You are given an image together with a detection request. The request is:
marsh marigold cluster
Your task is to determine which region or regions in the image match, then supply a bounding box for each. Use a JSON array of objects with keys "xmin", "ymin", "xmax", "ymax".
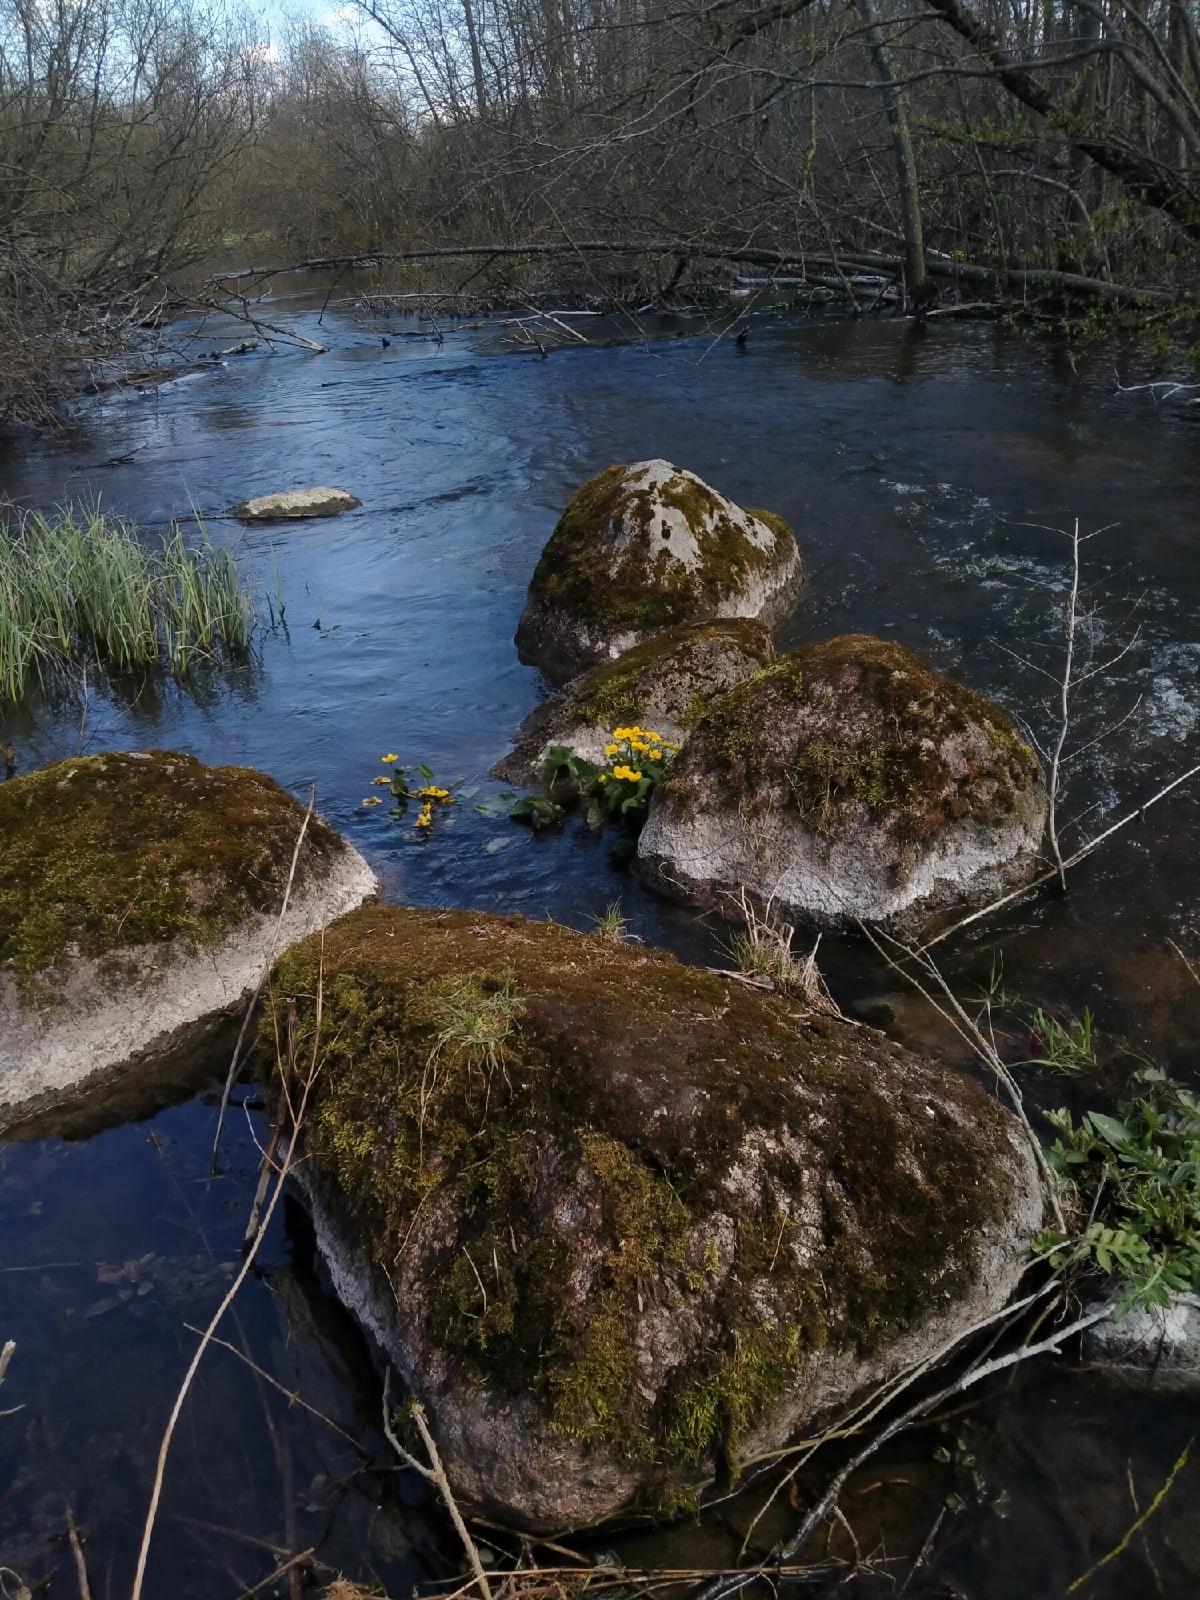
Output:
[
  {"xmin": 364, "ymin": 757, "xmax": 456, "ymax": 832},
  {"xmin": 593, "ymin": 726, "xmax": 680, "ymax": 817}
]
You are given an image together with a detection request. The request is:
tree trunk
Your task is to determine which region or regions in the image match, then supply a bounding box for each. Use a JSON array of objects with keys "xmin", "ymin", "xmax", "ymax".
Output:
[
  {"xmin": 854, "ymin": 0, "xmax": 929, "ymax": 308},
  {"xmin": 462, "ymin": 0, "xmax": 488, "ymax": 118}
]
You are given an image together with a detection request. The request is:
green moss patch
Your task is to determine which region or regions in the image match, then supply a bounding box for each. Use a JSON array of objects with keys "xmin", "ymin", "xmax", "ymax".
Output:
[
  {"xmin": 676, "ymin": 634, "xmax": 1041, "ymax": 843},
  {"xmin": 528, "ymin": 464, "xmax": 799, "ymax": 636},
  {"xmin": 264, "ymin": 905, "xmax": 1018, "ymax": 1503},
  {"xmin": 0, "ymin": 750, "xmax": 339, "ymax": 998},
  {"xmin": 571, "ymin": 619, "xmax": 775, "ymax": 731}
]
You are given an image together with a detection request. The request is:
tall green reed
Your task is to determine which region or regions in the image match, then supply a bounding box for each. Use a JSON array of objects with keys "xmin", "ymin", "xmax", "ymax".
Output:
[{"xmin": 0, "ymin": 504, "xmax": 256, "ymax": 701}]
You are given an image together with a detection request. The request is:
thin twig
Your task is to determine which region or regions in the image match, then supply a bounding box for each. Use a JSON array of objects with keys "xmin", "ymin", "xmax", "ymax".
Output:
[
  {"xmin": 1065, "ymin": 1437, "xmax": 1192, "ymax": 1593},
  {"xmin": 66, "ymin": 1510, "xmax": 93, "ymax": 1600},
  {"xmin": 211, "ymin": 788, "xmax": 316, "ymax": 1169}
]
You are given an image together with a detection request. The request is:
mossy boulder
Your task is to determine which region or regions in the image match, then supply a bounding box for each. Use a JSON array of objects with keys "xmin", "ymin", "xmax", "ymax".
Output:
[
  {"xmin": 0, "ymin": 750, "xmax": 377, "ymax": 1127},
  {"xmin": 515, "ymin": 461, "xmax": 803, "ymax": 684},
  {"xmin": 638, "ymin": 634, "xmax": 1047, "ymax": 935},
  {"xmin": 265, "ymin": 905, "xmax": 1043, "ymax": 1532},
  {"xmin": 492, "ymin": 620, "xmax": 775, "ymax": 787}
]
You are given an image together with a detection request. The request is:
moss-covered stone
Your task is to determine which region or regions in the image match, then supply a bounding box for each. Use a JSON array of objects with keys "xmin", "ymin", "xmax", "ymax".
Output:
[
  {"xmin": 492, "ymin": 620, "xmax": 775, "ymax": 787},
  {"xmin": 0, "ymin": 750, "xmax": 339, "ymax": 999},
  {"xmin": 638, "ymin": 634, "xmax": 1047, "ymax": 933},
  {"xmin": 265, "ymin": 905, "xmax": 1043, "ymax": 1530},
  {"xmin": 678, "ymin": 634, "xmax": 1038, "ymax": 840},
  {"xmin": 515, "ymin": 462, "xmax": 803, "ymax": 684}
]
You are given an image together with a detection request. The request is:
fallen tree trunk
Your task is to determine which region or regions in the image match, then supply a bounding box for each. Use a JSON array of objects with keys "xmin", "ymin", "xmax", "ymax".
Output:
[{"xmin": 214, "ymin": 243, "xmax": 1178, "ymax": 306}]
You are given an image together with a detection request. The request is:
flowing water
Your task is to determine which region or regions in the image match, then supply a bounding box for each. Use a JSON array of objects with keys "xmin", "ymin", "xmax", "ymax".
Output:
[{"xmin": 2, "ymin": 284, "xmax": 1199, "ymax": 1597}]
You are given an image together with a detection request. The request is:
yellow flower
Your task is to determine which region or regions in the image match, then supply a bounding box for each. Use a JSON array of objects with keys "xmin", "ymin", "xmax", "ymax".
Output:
[
  {"xmin": 362, "ymin": 795, "xmax": 382, "ymax": 807},
  {"xmin": 604, "ymin": 743, "xmax": 619, "ymax": 757},
  {"xmin": 416, "ymin": 784, "xmax": 452, "ymax": 801},
  {"xmin": 612, "ymin": 764, "xmax": 642, "ymax": 783},
  {"xmin": 371, "ymin": 775, "xmax": 391, "ymax": 787},
  {"xmin": 612, "ymin": 726, "xmax": 630, "ymax": 741},
  {"xmin": 629, "ymin": 738, "xmax": 649, "ymax": 753},
  {"xmin": 381, "ymin": 753, "xmax": 399, "ymax": 764}
]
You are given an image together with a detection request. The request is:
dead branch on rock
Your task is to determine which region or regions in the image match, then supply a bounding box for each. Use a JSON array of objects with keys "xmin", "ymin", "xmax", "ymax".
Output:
[
  {"xmin": 381, "ymin": 1372, "xmax": 494, "ymax": 1600},
  {"xmin": 211, "ymin": 787, "xmax": 316, "ymax": 1169}
]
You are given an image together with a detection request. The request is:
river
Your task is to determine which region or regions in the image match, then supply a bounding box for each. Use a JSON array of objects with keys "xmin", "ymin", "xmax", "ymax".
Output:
[{"xmin": 1, "ymin": 283, "xmax": 1198, "ymax": 1596}]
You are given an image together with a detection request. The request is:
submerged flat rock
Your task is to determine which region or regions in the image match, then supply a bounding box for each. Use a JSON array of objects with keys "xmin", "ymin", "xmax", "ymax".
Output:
[
  {"xmin": 515, "ymin": 460, "xmax": 803, "ymax": 684},
  {"xmin": 0, "ymin": 750, "xmax": 377, "ymax": 1128},
  {"xmin": 265, "ymin": 904, "xmax": 1044, "ymax": 1532},
  {"xmin": 231, "ymin": 487, "xmax": 361, "ymax": 520},
  {"xmin": 638, "ymin": 633, "xmax": 1047, "ymax": 935}
]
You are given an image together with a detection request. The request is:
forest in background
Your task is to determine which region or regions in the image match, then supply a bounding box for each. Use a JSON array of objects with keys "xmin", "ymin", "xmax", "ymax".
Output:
[{"xmin": 2, "ymin": 0, "xmax": 1199, "ymax": 423}]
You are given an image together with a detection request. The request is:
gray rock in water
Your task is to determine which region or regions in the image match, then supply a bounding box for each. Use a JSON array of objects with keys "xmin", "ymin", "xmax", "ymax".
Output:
[
  {"xmin": 492, "ymin": 619, "xmax": 775, "ymax": 788},
  {"xmin": 264, "ymin": 905, "xmax": 1045, "ymax": 1533},
  {"xmin": 231, "ymin": 487, "xmax": 361, "ymax": 520},
  {"xmin": 1084, "ymin": 1295, "xmax": 1200, "ymax": 1390},
  {"xmin": 0, "ymin": 751, "xmax": 377, "ymax": 1131},
  {"xmin": 515, "ymin": 460, "xmax": 803, "ymax": 685},
  {"xmin": 638, "ymin": 633, "xmax": 1047, "ymax": 936}
]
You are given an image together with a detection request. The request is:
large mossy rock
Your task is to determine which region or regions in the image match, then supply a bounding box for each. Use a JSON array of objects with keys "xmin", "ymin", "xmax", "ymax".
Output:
[
  {"xmin": 266, "ymin": 905, "xmax": 1043, "ymax": 1533},
  {"xmin": 0, "ymin": 751, "xmax": 376, "ymax": 1126},
  {"xmin": 515, "ymin": 461, "xmax": 803, "ymax": 684},
  {"xmin": 638, "ymin": 634, "xmax": 1047, "ymax": 935},
  {"xmin": 492, "ymin": 620, "xmax": 775, "ymax": 787}
]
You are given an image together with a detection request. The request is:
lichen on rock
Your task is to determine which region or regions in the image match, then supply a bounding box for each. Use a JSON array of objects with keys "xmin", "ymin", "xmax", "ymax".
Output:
[
  {"xmin": 265, "ymin": 904, "xmax": 1044, "ymax": 1533},
  {"xmin": 637, "ymin": 633, "xmax": 1047, "ymax": 935},
  {"xmin": 515, "ymin": 461, "xmax": 804, "ymax": 684},
  {"xmin": 492, "ymin": 619, "xmax": 775, "ymax": 787},
  {"xmin": 0, "ymin": 750, "xmax": 376, "ymax": 1124}
]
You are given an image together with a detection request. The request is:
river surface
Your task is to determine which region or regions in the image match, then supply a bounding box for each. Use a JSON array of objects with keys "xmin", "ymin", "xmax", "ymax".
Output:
[{"xmin": 1, "ymin": 284, "xmax": 1199, "ymax": 1597}]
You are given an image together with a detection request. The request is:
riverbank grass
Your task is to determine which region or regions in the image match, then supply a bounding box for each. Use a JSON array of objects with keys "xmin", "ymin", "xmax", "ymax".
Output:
[{"xmin": 0, "ymin": 504, "xmax": 254, "ymax": 700}]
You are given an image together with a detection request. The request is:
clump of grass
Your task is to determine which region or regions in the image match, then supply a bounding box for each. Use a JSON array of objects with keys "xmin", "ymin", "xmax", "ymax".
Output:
[
  {"xmin": 1027, "ymin": 1005, "xmax": 1096, "ymax": 1074},
  {"xmin": 589, "ymin": 901, "xmax": 630, "ymax": 941},
  {"xmin": 0, "ymin": 503, "xmax": 254, "ymax": 701},
  {"xmin": 719, "ymin": 889, "xmax": 839, "ymax": 1012}
]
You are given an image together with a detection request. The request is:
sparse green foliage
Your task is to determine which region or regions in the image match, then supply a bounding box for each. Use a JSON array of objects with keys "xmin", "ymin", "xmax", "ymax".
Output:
[{"xmin": 1036, "ymin": 1070, "xmax": 1200, "ymax": 1313}]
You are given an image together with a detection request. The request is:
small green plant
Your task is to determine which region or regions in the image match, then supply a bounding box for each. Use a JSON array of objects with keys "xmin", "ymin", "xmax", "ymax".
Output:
[
  {"xmin": 1026, "ymin": 1005, "xmax": 1096, "ymax": 1074},
  {"xmin": 509, "ymin": 793, "xmax": 566, "ymax": 831},
  {"xmin": 364, "ymin": 755, "xmax": 457, "ymax": 833},
  {"xmin": 1036, "ymin": 1068, "xmax": 1200, "ymax": 1313},
  {"xmin": 933, "ymin": 1424, "xmax": 1010, "ymax": 1518},
  {"xmin": 589, "ymin": 901, "xmax": 630, "ymax": 941}
]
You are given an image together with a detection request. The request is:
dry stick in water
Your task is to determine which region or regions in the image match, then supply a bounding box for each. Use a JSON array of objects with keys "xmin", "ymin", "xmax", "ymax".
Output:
[
  {"xmin": 129, "ymin": 938, "xmax": 328, "ymax": 1600},
  {"xmin": 66, "ymin": 1510, "xmax": 94, "ymax": 1600},
  {"xmin": 381, "ymin": 1370, "xmax": 495, "ymax": 1600},
  {"xmin": 1065, "ymin": 1436, "xmax": 1193, "ymax": 1594},
  {"xmin": 920, "ymin": 757, "xmax": 1200, "ymax": 954},
  {"xmin": 211, "ymin": 788, "xmax": 315, "ymax": 1169}
]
